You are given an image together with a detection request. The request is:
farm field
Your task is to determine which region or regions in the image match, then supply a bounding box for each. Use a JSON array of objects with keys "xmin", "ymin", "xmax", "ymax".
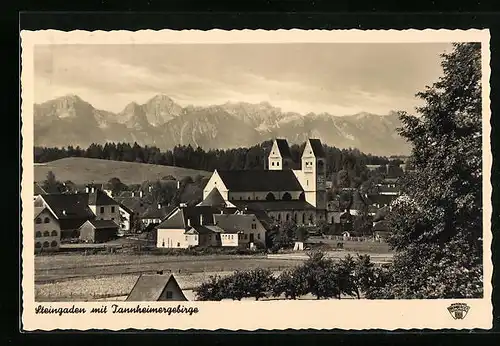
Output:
[
  {"xmin": 34, "ymin": 157, "xmax": 211, "ymax": 185},
  {"xmin": 35, "ymin": 254, "xmax": 303, "ymax": 283},
  {"xmin": 35, "ymin": 249, "xmax": 393, "ymax": 301}
]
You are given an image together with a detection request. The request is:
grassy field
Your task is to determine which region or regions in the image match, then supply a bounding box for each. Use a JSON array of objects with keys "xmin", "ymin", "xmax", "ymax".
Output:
[
  {"xmin": 34, "ymin": 157, "xmax": 211, "ymax": 185},
  {"xmin": 35, "ymin": 254, "xmax": 304, "ymax": 283},
  {"xmin": 35, "ymin": 271, "xmax": 236, "ymax": 301}
]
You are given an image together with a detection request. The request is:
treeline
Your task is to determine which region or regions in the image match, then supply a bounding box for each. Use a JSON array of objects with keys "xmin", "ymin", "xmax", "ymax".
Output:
[
  {"xmin": 34, "ymin": 141, "xmax": 394, "ymax": 175},
  {"xmin": 194, "ymin": 251, "xmax": 390, "ymax": 301}
]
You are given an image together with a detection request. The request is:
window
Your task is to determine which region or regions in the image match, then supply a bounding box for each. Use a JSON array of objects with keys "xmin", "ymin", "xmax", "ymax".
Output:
[
  {"xmin": 286, "ymin": 214, "xmax": 290, "ymax": 221},
  {"xmin": 35, "ymin": 218, "xmax": 42, "ymax": 224},
  {"xmin": 111, "ymin": 218, "xmax": 115, "ymax": 221},
  {"xmin": 166, "ymin": 291, "xmax": 173, "ymax": 299},
  {"xmin": 162, "ymin": 241, "xmax": 165, "ymax": 247},
  {"xmin": 50, "ymin": 240, "xmax": 58, "ymax": 247},
  {"xmin": 240, "ymin": 196, "xmax": 243, "ymax": 200},
  {"xmin": 44, "ymin": 217, "xmax": 50, "ymax": 223},
  {"xmin": 277, "ymin": 162, "xmax": 280, "ymax": 166},
  {"xmin": 272, "ymin": 162, "xmax": 275, "ymax": 166},
  {"xmin": 43, "ymin": 231, "xmax": 50, "ymax": 237},
  {"xmin": 100, "ymin": 207, "xmax": 105, "ymax": 213},
  {"xmin": 245, "ymin": 234, "xmax": 248, "ymax": 240},
  {"xmin": 43, "ymin": 241, "xmax": 50, "ymax": 248},
  {"xmin": 35, "ymin": 231, "xmax": 42, "ymax": 238},
  {"xmin": 177, "ymin": 242, "xmax": 180, "ymax": 247},
  {"xmin": 277, "ymin": 214, "xmax": 281, "ymax": 221},
  {"xmin": 255, "ymin": 196, "xmax": 259, "ymax": 200},
  {"xmin": 185, "ymin": 236, "xmax": 188, "ymax": 241},
  {"xmin": 111, "ymin": 206, "xmax": 115, "ymax": 213},
  {"xmin": 51, "ymin": 230, "xmax": 58, "ymax": 236},
  {"xmin": 35, "ymin": 242, "xmax": 42, "ymax": 248},
  {"xmin": 195, "ymin": 235, "xmax": 198, "ymax": 240},
  {"xmin": 251, "ymin": 224, "xmax": 256, "ymax": 229},
  {"xmin": 257, "ymin": 234, "xmax": 261, "ymax": 239},
  {"xmin": 248, "ymin": 196, "xmax": 251, "ymax": 200},
  {"xmin": 306, "ymin": 180, "xmax": 309, "ymax": 186}
]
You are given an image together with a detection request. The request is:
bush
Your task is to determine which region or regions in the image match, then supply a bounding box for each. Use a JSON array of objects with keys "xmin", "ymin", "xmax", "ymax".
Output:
[{"xmin": 194, "ymin": 268, "xmax": 275, "ymax": 301}]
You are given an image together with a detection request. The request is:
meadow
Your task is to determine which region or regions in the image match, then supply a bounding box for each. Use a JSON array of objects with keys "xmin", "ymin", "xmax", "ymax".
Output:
[{"xmin": 34, "ymin": 157, "xmax": 211, "ymax": 185}]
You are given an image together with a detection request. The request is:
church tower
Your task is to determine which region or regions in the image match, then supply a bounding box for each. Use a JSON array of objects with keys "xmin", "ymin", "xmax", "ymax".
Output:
[
  {"xmin": 267, "ymin": 139, "xmax": 295, "ymax": 171},
  {"xmin": 300, "ymin": 139, "xmax": 327, "ymax": 209}
]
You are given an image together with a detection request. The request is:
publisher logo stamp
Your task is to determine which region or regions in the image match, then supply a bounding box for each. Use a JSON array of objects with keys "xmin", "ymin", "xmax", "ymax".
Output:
[{"xmin": 447, "ymin": 303, "xmax": 470, "ymax": 320}]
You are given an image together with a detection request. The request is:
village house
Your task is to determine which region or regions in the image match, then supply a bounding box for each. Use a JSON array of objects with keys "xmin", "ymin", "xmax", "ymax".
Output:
[
  {"xmin": 78, "ymin": 219, "xmax": 119, "ymax": 243},
  {"xmin": 114, "ymin": 195, "xmax": 150, "ymax": 230},
  {"xmin": 202, "ymin": 138, "xmax": 328, "ymax": 225},
  {"xmin": 126, "ymin": 272, "xmax": 192, "ymax": 301},
  {"xmin": 155, "ymin": 205, "xmax": 228, "ymax": 249},
  {"xmin": 34, "ymin": 206, "xmax": 60, "ymax": 252},
  {"xmin": 34, "ymin": 193, "xmax": 95, "ymax": 240},
  {"xmin": 34, "ymin": 185, "xmax": 121, "ymax": 241},
  {"xmin": 116, "ymin": 202, "xmax": 134, "ymax": 235},
  {"xmin": 140, "ymin": 203, "xmax": 176, "ymax": 226},
  {"xmin": 214, "ymin": 213, "xmax": 267, "ymax": 248}
]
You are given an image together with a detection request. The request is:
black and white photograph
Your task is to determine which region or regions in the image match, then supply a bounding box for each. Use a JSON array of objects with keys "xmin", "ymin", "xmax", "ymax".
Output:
[{"xmin": 20, "ymin": 29, "xmax": 492, "ymax": 330}]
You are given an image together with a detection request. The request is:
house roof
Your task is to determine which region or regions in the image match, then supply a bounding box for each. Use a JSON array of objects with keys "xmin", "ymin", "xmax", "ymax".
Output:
[
  {"xmin": 118, "ymin": 202, "xmax": 134, "ymax": 215},
  {"xmin": 217, "ymin": 170, "xmax": 303, "ymax": 192},
  {"xmin": 275, "ymin": 139, "xmax": 293, "ymax": 158},
  {"xmin": 198, "ymin": 188, "xmax": 227, "ymax": 208},
  {"xmin": 231, "ymin": 200, "xmax": 316, "ymax": 211},
  {"xmin": 114, "ymin": 197, "xmax": 150, "ymax": 215},
  {"xmin": 83, "ymin": 219, "xmax": 119, "ymax": 229},
  {"xmin": 34, "ymin": 182, "xmax": 47, "ymax": 195},
  {"xmin": 87, "ymin": 189, "xmax": 117, "ymax": 206},
  {"xmin": 126, "ymin": 273, "xmax": 187, "ymax": 301},
  {"xmin": 140, "ymin": 205, "xmax": 176, "ymax": 220},
  {"xmin": 373, "ymin": 206, "xmax": 390, "ymax": 222},
  {"xmin": 214, "ymin": 213, "xmax": 261, "ymax": 233},
  {"xmin": 308, "ymin": 139, "xmax": 326, "ymax": 158},
  {"xmin": 373, "ymin": 220, "xmax": 390, "ymax": 232},
  {"xmin": 350, "ymin": 191, "xmax": 372, "ymax": 210},
  {"xmin": 156, "ymin": 206, "xmax": 220, "ymax": 230},
  {"xmin": 190, "ymin": 225, "xmax": 226, "ymax": 235},
  {"xmin": 40, "ymin": 193, "xmax": 96, "ymax": 220}
]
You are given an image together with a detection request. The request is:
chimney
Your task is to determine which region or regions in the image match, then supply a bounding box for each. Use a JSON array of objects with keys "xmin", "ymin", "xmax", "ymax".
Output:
[{"xmin": 158, "ymin": 203, "xmax": 161, "ymax": 210}]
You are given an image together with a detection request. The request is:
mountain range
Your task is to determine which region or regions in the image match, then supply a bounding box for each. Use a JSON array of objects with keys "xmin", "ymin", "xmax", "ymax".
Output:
[{"xmin": 33, "ymin": 94, "xmax": 411, "ymax": 156}]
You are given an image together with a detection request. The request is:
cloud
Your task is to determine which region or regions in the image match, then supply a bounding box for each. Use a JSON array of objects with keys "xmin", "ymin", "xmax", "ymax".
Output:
[{"xmin": 33, "ymin": 43, "xmax": 451, "ymax": 115}]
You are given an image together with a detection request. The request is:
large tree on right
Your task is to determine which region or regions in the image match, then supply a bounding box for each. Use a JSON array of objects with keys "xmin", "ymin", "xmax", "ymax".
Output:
[{"xmin": 381, "ymin": 43, "xmax": 483, "ymax": 299}]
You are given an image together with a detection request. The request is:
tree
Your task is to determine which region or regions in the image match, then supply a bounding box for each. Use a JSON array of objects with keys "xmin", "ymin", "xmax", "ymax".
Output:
[
  {"xmin": 295, "ymin": 226, "xmax": 310, "ymax": 242},
  {"xmin": 108, "ymin": 177, "xmax": 127, "ymax": 196},
  {"xmin": 272, "ymin": 268, "xmax": 308, "ymax": 300},
  {"xmin": 42, "ymin": 171, "xmax": 64, "ymax": 193},
  {"xmin": 300, "ymin": 251, "xmax": 340, "ymax": 299},
  {"xmin": 337, "ymin": 169, "xmax": 350, "ymax": 188},
  {"xmin": 246, "ymin": 268, "xmax": 275, "ymax": 300},
  {"xmin": 379, "ymin": 43, "xmax": 483, "ymax": 299}
]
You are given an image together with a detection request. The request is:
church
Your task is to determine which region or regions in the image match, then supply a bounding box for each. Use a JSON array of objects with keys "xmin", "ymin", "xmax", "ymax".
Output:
[{"xmin": 202, "ymin": 138, "xmax": 328, "ymax": 226}]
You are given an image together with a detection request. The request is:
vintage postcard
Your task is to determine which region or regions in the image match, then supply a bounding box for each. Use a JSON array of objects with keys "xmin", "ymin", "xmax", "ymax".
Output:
[{"xmin": 20, "ymin": 29, "xmax": 492, "ymax": 331}]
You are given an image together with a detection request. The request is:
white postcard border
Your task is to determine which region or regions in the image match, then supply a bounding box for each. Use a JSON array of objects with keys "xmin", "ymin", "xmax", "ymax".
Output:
[{"xmin": 20, "ymin": 28, "xmax": 493, "ymax": 331}]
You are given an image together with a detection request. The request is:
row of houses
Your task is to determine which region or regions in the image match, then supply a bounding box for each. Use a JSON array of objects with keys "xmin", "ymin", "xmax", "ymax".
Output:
[{"xmin": 32, "ymin": 139, "xmax": 401, "ymax": 252}]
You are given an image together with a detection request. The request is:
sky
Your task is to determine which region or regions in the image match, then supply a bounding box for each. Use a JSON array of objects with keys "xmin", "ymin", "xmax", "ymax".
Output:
[{"xmin": 33, "ymin": 42, "xmax": 454, "ymax": 116}]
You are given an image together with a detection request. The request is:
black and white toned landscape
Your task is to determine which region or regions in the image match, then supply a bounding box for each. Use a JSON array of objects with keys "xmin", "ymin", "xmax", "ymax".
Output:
[{"xmin": 32, "ymin": 42, "xmax": 484, "ymax": 303}]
